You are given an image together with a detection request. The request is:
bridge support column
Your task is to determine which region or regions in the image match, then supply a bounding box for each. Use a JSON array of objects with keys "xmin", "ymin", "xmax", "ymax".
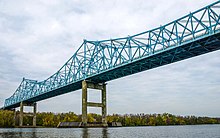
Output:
[
  {"xmin": 82, "ymin": 80, "xmax": 88, "ymax": 125},
  {"xmin": 102, "ymin": 84, "xmax": 107, "ymax": 125},
  {"xmin": 81, "ymin": 80, "xmax": 107, "ymax": 127},
  {"xmin": 19, "ymin": 102, "xmax": 24, "ymax": 127},
  {"xmin": 33, "ymin": 103, "xmax": 37, "ymax": 127},
  {"xmin": 19, "ymin": 102, "xmax": 37, "ymax": 127},
  {"xmin": 13, "ymin": 109, "xmax": 16, "ymax": 126}
]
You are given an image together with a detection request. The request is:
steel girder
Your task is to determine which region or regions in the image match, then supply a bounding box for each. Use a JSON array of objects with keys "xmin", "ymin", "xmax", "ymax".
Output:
[{"xmin": 3, "ymin": 1, "xmax": 220, "ymax": 109}]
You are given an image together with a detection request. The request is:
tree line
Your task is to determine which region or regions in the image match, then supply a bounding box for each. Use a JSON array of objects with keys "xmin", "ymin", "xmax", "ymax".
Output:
[{"xmin": 0, "ymin": 110, "xmax": 219, "ymax": 127}]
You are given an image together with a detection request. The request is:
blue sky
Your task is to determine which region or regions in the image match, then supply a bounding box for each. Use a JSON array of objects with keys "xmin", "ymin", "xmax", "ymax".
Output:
[{"xmin": 0, "ymin": 0, "xmax": 220, "ymax": 117}]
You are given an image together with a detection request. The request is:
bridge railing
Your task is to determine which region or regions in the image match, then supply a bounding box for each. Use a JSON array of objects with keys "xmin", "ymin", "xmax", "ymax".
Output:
[{"xmin": 4, "ymin": 1, "xmax": 220, "ymax": 108}]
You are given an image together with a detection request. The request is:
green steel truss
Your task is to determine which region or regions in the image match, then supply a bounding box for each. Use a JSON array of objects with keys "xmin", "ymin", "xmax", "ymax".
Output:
[{"xmin": 3, "ymin": 1, "xmax": 220, "ymax": 109}]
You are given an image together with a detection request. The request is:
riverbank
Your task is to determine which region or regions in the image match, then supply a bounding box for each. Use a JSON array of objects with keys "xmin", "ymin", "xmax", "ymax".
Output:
[{"xmin": 0, "ymin": 110, "xmax": 219, "ymax": 128}]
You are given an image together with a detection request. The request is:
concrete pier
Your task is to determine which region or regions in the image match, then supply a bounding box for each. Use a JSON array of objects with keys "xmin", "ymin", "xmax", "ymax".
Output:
[
  {"xmin": 19, "ymin": 102, "xmax": 23, "ymax": 127},
  {"xmin": 19, "ymin": 102, "xmax": 37, "ymax": 127},
  {"xmin": 82, "ymin": 80, "xmax": 88, "ymax": 125},
  {"xmin": 33, "ymin": 103, "xmax": 37, "ymax": 127},
  {"xmin": 82, "ymin": 80, "xmax": 107, "ymax": 127}
]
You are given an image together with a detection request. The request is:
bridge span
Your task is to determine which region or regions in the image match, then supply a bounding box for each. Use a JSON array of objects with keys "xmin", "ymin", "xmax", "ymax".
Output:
[{"xmin": 1, "ymin": 1, "xmax": 220, "ymax": 127}]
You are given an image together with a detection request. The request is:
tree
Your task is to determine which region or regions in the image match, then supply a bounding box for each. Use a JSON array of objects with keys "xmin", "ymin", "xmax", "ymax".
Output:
[{"xmin": 0, "ymin": 110, "xmax": 14, "ymax": 127}]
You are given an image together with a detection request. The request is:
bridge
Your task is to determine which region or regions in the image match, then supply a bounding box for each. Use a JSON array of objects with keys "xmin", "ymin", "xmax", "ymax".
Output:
[{"xmin": 1, "ymin": 1, "xmax": 220, "ymax": 127}]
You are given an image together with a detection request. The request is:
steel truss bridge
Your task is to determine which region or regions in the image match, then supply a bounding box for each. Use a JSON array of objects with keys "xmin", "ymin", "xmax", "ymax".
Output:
[{"xmin": 2, "ymin": 1, "xmax": 220, "ymax": 111}]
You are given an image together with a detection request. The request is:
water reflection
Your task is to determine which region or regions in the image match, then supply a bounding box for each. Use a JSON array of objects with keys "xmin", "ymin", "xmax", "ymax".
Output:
[
  {"xmin": 82, "ymin": 128, "xmax": 88, "ymax": 138},
  {"xmin": 0, "ymin": 131, "xmax": 21, "ymax": 138},
  {"xmin": 30, "ymin": 129, "xmax": 37, "ymax": 138},
  {"xmin": 0, "ymin": 125, "xmax": 220, "ymax": 138},
  {"xmin": 82, "ymin": 128, "xmax": 109, "ymax": 138},
  {"xmin": 102, "ymin": 128, "xmax": 108, "ymax": 138},
  {"xmin": 0, "ymin": 128, "xmax": 109, "ymax": 138},
  {"xmin": 0, "ymin": 128, "xmax": 37, "ymax": 138}
]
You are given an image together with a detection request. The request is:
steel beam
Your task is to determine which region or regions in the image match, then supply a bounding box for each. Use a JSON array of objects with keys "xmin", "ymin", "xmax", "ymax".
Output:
[{"xmin": 3, "ymin": 1, "xmax": 220, "ymax": 111}]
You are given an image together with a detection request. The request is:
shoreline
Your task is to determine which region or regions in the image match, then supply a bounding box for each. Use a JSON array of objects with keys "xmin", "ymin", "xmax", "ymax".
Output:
[{"xmin": 1, "ymin": 124, "xmax": 220, "ymax": 129}]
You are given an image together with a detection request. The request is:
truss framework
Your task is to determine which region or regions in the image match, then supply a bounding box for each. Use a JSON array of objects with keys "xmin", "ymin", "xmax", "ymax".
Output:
[{"xmin": 3, "ymin": 1, "xmax": 220, "ymax": 109}]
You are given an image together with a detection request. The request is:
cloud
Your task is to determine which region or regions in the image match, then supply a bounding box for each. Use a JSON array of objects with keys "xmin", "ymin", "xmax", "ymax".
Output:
[{"xmin": 0, "ymin": 0, "xmax": 219, "ymax": 117}]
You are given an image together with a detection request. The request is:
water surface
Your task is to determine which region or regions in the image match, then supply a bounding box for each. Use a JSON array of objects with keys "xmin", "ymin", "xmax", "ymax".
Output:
[{"xmin": 0, "ymin": 125, "xmax": 220, "ymax": 138}]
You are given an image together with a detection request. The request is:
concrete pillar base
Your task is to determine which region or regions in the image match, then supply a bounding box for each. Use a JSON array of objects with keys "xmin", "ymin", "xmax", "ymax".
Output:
[
  {"xmin": 18, "ymin": 102, "xmax": 37, "ymax": 127},
  {"xmin": 81, "ymin": 80, "xmax": 107, "ymax": 126}
]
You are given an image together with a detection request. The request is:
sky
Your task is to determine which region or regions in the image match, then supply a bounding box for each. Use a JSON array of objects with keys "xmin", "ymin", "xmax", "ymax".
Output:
[{"xmin": 0, "ymin": 0, "xmax": 220, "ymax": 117}]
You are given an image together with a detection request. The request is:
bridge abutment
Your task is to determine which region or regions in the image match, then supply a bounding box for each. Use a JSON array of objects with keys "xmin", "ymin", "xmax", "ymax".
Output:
[
  {"xmin": 82, "ymin": 80, "xmax": 107, "ymax": 127},
  {"xmin": 19, "ymin": 102, "xmax": 37, "ymax": 127}
]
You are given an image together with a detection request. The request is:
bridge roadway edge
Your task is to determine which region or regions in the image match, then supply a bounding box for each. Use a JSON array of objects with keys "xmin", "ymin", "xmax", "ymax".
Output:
[{"xmin": 2, "ymin": 32, "xmax": 220, "ymax": 110}]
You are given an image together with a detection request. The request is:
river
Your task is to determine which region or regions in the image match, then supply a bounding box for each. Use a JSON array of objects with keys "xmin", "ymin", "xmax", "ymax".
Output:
[{"xmin": 0, "ymin": 125, "xmax": 219, "ymax": 138}]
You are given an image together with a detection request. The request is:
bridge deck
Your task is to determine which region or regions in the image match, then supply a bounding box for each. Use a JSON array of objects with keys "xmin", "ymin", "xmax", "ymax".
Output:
[{"xmin": 3, "ymin": 1, "xmax": 220, "ymax": 109}]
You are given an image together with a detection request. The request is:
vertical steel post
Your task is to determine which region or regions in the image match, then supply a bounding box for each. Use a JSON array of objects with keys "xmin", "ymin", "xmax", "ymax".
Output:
[
  {"xmin": 82, "ymin": 80, "xmax": 88, "ymax": 125},
  {"xmin": 19, "ymin": 102, "xmax": 23, "ymax": 127}
]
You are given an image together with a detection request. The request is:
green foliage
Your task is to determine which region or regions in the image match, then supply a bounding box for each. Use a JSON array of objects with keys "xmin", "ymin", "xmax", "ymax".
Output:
[
  {"xmin": 0, "ymin": 110, "xmax": 219, "ymax": 127},
  {"xmin": 0, "ymin": 110, "xmax": 14, "ymax": 127},
  {"xmin": 37, "ymin": 112, "xmax": 80, "ymax": 127},
  {"xmin": 107, "ymin": 113, "xmax": 220, "ymax": 127}
]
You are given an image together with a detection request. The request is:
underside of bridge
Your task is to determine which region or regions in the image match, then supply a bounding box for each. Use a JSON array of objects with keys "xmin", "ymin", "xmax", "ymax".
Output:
[
  {"xmin": 14, "ymin": 81, "xmax": 108, "ymax": 127},
  {"xmin": 1, "ymin": 0, "xmax": 220, "ymax": 128},
  {"xmin": 11, "ymin": 80, "xmax": 108, "ymax": 127}
]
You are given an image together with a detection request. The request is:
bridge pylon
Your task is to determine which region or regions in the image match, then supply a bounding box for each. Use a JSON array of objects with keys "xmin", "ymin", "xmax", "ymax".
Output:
[
  {"xmin": 82, "ymin": 80, "xmax": 107, "ymax": 127},
  {"xmin": 19, "ymin": 102, "xmax": 37, "ymax": 127}
]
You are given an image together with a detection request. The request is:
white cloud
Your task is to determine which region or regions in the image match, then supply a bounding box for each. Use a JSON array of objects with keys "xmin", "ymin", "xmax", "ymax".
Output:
[{"xmin": 0, "ymin": 0, "xmax": 219, "ymax": 117}]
